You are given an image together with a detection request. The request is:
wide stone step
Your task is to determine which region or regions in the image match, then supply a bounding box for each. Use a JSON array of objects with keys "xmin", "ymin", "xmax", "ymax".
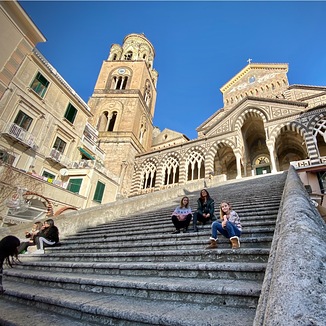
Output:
[
  {"xmin": 19, "ymin": 248, "xmax": 270, "ymax": 263},
  {"xmin": 49, "ymin": 236, "xmax": 272, "ymax": 254},
  {"xmin": 59, "ymin": 229, "xmax": 275, "ymax": 248},
  {"xmin": 102, "ymin": 204, "xmax": 280, "ymax": 220},
  {"xmin": 0, "ymin": 282, "xmax": 257, "ymax": 326},
  {"xmin": 8, "ymin": 260, "xmax": 267, "ymax": 281},
  {"xmin": 67, "ymin": 225, "xmax": 275, "ymax": 241},
  {"xmin": 81, "ymin": 213, "xmax": 278, "ymax": 233},
  {"xmin": 0, "ymin": 296, "xmax": 97, "ymax": 326},
  {"xmin": 3, "ymin": 271, "xmax": 261, "ymax": 307}
]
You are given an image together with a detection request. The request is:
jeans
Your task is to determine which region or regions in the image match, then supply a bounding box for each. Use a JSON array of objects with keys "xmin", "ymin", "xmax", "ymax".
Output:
[
  {"xmin": 211, "ymin": 221, "xmax": 241, "ymax": 239},
  {"xmin": 35, "ymin": 236, "xmax": 56, "ymax": 250}
]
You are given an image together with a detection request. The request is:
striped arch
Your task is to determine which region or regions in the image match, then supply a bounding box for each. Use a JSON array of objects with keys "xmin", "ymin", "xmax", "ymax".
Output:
[
  {"xmin": 139, "ymin": 157, "xmax": 158, "ymax": 190},
  {"xmin": 161, "ymin": 152, "xmax": 181, "ymax": 186},
  {"xmin": 307, "ymin": 111, "xmax": 326, "ymax": 163},
  {"xmin": 184, "ymin": 146, "xmax": 206, "ymax": 181},
  {"xmin": 206, "ymin": 140, "xmax": 237, "ymax": 175},
  {"xmin": 269, "ymin": 122, "xmax": 306, "ymax": 144},
  {"xmin": 273, "ymin": 123, "xmax": 308, "ymax": 171},
  {"xmin": 307, "ymin": 111, "xmax": 326, "ymax": 135},
  {"xmin": 233, "ymin": 107, "xmax": 268, "ymax": 132}
]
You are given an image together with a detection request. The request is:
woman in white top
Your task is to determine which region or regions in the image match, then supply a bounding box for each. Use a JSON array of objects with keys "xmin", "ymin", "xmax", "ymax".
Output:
[{"xmin": 171, "ymin": 196, "xmax": 192, "ymax": 234}]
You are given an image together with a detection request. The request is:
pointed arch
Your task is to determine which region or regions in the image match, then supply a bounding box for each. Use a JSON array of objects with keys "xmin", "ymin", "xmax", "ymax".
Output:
[
  {"xmin": 161, "ymin": 153, "xmax": 181, "ymax": 186},
  {"xmin": 140, "ymin": 159, "xmax": 157, "ymax": 190},
  {"xmin": 274, "ymin": 124, "xmax": 307, "ymax": 171},
  {"xmin": 185, "ymin": 148, "xmax": 206, "ymax": 181}
]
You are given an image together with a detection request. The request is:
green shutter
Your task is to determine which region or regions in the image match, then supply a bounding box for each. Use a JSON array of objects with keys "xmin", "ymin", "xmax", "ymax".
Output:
[
  {"xmin": 93, "ymin": 181, "xmax": 105, "ymax": 203},
  {"xmin": 67, "ymin": 178, "xmax": 83, "ymax": 193}
]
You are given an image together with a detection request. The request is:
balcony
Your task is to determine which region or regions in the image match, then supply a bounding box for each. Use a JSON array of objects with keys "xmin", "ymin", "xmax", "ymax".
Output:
[
  {"xmin": 47, "ymin": 148, "xmax": 69, "ymax": 166},
  {"xmin": 2, "ymin": 123, "xmax": 38, "ymax": 150},
  {"xmin": 291, "ymin": 156, "xmax": 326, "ymax": 169},
  {"xmin": 81, "ymin": 135, "xmax": 105, "ymax": 161},
  {"xmin": 67, "ymin": 159, "xmax": 119, "ymax": 183}
]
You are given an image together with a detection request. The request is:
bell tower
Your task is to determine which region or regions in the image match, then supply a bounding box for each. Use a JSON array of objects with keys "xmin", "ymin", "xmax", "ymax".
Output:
[{"xmin": 88, "ymin": 33, "xmax": 158, "ymax": 197}]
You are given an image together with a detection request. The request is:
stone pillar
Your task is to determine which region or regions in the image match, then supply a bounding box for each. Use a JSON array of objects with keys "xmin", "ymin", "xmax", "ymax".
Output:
[
  {"xmin": 234, "ymin": 151, "xmax": 242, "ymax": 179},
  {"xmin": 267, "ymin": 141, "xmax": 277, "ymax": 173}
]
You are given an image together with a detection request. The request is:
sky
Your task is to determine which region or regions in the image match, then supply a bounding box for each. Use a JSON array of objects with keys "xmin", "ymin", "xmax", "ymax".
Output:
[{"xmin": 19, "ymin": 1, "xmax": 326, "ymax": 140}]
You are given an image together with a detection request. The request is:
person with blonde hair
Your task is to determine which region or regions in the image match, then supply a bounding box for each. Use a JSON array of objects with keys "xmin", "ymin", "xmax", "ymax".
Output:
[
  {"xmin": 171, "ymin": 196, "xmax": 192, "ymax": 233},
  {"xmin": 17, "ymin": 221, "xmax": 43, "ymax": 254},
  {"xmin": 206, "ymin": 201, "xmax": 242, "ymax": 249}
]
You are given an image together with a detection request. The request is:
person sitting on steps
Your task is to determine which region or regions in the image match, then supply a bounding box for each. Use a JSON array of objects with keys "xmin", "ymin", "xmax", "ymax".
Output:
[
  {"xmin": 206, "ymin": 201, "xmax": 242, "ymax": 249},
  {"xmin": 33, "ymin": 219, "xmax": 59, "ymax": 254},
  {"xmin": 192, "ymin": 189, "xmax": 216, "ymax": 232},
  {"xmin": 171, "ymin": 196, "xmax": 192, "ymax": 234},
  {"xmin": 17, "ymin": 221, "xmax": 43, "ymax": 254}
]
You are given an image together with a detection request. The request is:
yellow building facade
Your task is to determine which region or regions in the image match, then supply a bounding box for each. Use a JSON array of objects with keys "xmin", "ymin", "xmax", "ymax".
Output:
[{"xmin": 0, "ymin": 1, "xmax": 118, "ymax": 225}]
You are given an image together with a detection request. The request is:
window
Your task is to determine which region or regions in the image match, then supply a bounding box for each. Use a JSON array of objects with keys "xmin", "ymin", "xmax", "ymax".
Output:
[
  {"xmin": 108, "ymin": 111, "xmax": 117, "ymax": 131},
  {"xmin": 113, "ymin": 76, "xmax": 128, "ymax": 90},
  {"xmin": 93, "ymin": 181, "xmax": 105, "ymax": 203},
  {"xmin": 67, "ymin": 178, "xmax": 82, "ymax": 193},
  {"xmin": 0, "ymin": 149, "xmax": 15, "ymax": 165},
  {"xmin": 42, "ymin": 171, "xmax": 55, "ymax": 180},
  {"xmin": 14, "ymin": 111, "xmax": 33, "ymax": 131},
  {"xmin": 124, "ymin": 51, "xmax": 132, "ymax": 60},
  {"xmin": 53, "ymin": 137, "xmax": 66, "ymax": 153},
  {"xmin": 30, "ymin": 72, "xmax": 49, "ymax": 98},
  {"xmin": 64, "ymin": 103, "xmax": 77, "ymax": 124}
]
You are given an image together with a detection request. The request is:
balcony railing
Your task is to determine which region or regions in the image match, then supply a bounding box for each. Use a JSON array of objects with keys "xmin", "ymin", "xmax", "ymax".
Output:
[
  {"xmin": 3, "ymin": 123, "xmax": 38, "ymax": 150},
  {"xmin": 81, "ymin": 135, "xmax": 105, "ymax": 161},
  {"xmin": 67, "ymin": 159, "xmax": 119, "ymax": 182},
  {"xmin": 290, "ymin": 156, "xmax": 326, "ymax": 169},
  {"xmin": 47, "ymin": 148, "xmax": 69, "ymax": 166}
]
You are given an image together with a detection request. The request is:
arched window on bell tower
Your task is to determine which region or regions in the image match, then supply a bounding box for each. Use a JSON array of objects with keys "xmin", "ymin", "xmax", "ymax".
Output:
[
  {"xmin": 109, "ymin": 68, "xmax": 131, "ymax": 90},
  {"xmin": 97, "ymin": 111, "xmax": 118, "ymax": 132},
  {"xmin": 124, "ymin": 51, "xmax": 133, "ymax": 60},
  {"xmin": 144, "ymin": 81, "xmax": 151, "ymax": 107},
  {"xmin": 139, "ymin": 121, "xmax": 147, "ymax": 144},
  {"xmin": 108, "ymin": 111, "xmax": 117, "ymax": 131},
  {"xmin": 113, "ymin": 76, "xmax": 128, "ymax": 90}
]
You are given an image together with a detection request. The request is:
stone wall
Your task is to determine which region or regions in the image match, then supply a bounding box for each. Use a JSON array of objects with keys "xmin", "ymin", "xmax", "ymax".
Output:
[
  {"xmin": 0, "ymin": 178, "xmax": 206, "ymax": 240},
  {"xmin": 254, "ymin": 165, "xmax": 326, "ymax": 325}
]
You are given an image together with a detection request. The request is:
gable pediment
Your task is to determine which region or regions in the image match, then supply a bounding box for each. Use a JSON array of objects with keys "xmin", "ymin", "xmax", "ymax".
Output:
[
  {"xmin": 220, "ymin": 63, "xmax": 289, "ymax": 108},
  {"xmin": 200, "ymin": 97, "xmax": 307, "ymax": 137}
]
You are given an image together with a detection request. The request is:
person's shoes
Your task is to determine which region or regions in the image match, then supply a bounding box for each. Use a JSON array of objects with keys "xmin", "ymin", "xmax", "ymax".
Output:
[
  {"xmin": 33, "ymin": 249, "xmax": 45, "ymax": 254},
  {"xmin": 24, "ymin": 251, "xmax": 29, "ymax": 254},
  {"xmin": 172, "ymin": 229, "xmax": 180, "ymax": 234},
  {"xmin": 230, "ymin": 236, "xmax": 240, "ymax": 249},
  {"xmin": 182, "ymin": 228, "xmax": 188, "ymax": 233},
  {"xmin": 205, "ymin": 238, "xmax": 217, "ymax": 249},
  {"xmin": 193, "ymin": 225, "xmax": 198, "ymax": 232}
]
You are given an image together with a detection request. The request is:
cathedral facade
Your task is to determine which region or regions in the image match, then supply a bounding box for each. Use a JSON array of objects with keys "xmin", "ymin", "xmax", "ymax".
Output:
[{"xmin": 90, "ymin": 34, "xmax": 326, "ymax": 197}]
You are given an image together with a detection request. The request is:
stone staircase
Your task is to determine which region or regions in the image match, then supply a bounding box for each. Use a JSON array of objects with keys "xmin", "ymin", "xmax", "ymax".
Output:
[{"xmin": 0, "ymin": 172, "xmax": 287, "ymax": 326}]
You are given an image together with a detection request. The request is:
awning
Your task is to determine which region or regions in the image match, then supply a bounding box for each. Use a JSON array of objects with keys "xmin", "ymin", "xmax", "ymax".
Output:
[{"xmin": 78, "ymin": 147, "xmax": 95, "ymax": 160}]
